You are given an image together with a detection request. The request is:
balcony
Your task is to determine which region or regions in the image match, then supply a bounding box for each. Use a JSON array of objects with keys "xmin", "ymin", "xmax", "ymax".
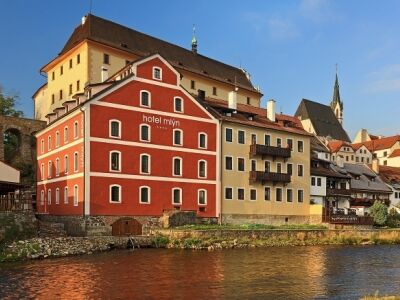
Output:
[
  {"xmin": 249, "ymin": 171, "xmax": 291, "ymax": 184},
  {"xmin": 326, "ymin": 188, "xmax": 352, "ymax": 197},
  {"xmin": 249, "ymin": 144, "xmax": 291, "ymax": 160},
  {"xmin": 322, "ymin": 214, "xmax": 373, "ymax": 225}
]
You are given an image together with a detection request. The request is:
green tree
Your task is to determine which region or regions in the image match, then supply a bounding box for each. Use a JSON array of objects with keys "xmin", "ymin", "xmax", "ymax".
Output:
[
  {"xmin": 0, "ymin": 86, "xmax": 23, "ymax": 117},
  {"xmin": 369, "ymin": 201, "xmax": 388, "ymax": 226}
]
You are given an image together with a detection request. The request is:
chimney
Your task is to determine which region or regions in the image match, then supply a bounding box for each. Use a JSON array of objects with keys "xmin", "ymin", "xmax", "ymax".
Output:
[
  {"xmin": 267, "ymin": 99, "xmax": 276, "ymax": 122},
  {"xmin": 372, "ymin": 158, "xmax": 379, "ymax": 174},
  {"xmin": 228, "ymin": 91, "xmax": 237, "ymax": 110},
  {"xmin": 101, "ymin": 67, "xmax": 108, "ymax": 82},
  {"xmin": 81, "ymin": 15, "xmax": 87, "ymax": 26}
]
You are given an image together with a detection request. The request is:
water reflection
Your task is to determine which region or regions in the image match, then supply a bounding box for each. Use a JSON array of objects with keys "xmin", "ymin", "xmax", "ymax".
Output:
[{"xmin": 1, "ymin": 246, "xmax": 400, "ymax": 299}]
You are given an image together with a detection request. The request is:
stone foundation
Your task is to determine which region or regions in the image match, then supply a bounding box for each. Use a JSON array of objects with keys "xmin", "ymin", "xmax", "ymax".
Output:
[
  {"xmin": 221, "ymin": 214, "xmax": 311, "ymax": 226},
  {"xmin": 0, "ymin": 211, "xmax": 38, "ymax": 243}
]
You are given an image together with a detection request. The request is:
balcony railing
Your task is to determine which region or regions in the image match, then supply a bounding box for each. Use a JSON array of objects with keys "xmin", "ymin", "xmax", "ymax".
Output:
[
  {"xmin": 322, "ymin": 214, "xmax": 373, "ymax": 225},
  {"xmin": 326, "ymin": 188, "xmax": 352, "ymax": 196},
  {"xmin": 249, "ymin": 144, "xmax": 291, "ymax": 159},
  {"xmin": 0, "ymin": 195, "xmax": 33, "ymax": 212},
  {"xmin": 249, "ymin": 171, "xmax": 291, "ymax": 184}
]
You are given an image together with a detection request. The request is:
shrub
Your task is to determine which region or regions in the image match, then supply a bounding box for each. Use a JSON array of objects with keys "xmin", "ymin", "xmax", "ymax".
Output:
[
  {"xmin": 369, "ymin": 201, "xmax": 388, "ymax": 226},
  {"xmin": 151, "ymin": 235, "xmax": 169, "ymax": 248}
]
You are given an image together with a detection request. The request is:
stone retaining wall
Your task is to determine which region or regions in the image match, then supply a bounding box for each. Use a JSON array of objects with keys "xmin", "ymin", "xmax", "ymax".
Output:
[
  {"xmin": 0, "ymin": 211, "xmax": 38, "ymax": 244},
  {"xmin": 221, "ymin": 214, "xmax": 310, "ymax": 226}
]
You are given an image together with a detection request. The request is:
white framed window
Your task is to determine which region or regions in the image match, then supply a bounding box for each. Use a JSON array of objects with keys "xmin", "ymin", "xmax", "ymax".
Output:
[
  {"xmin": 225, "ymin": 156, "xmax": 233, "ymax": 171},
  {"xmin": 250, "ymin": 189, "xmax": 257, "ymax": 201},
  {"xmin": 139, "ymin": 186, "xmax": 150, "ymax": 204},
  {"xmin": 287, "ymin": 189, "xmax": 293, "ymax": 203},
  {"xmin": 198, "ymin": 189, "xmax": 207, "ymax": 205},
  {"xmin": 64, "ymin": 155, "xmax": 69, "ymax": 174},
  {"xmin": 172, "ymin": 188, "xmax": 182, "ymax": 205},
  {"xmin": 55, "ymin": 131, "xmax": 60, "ymax": 147},
  {"xmin": 74, "ymin": 121, "xmax": 79, "ymax": 139},
  {"xmin": 48, "ymin": 161, "xmax": 52, "ymax": 178},
  {"xmin": 225, "ymin": 128, "xmax": 233, "ymax": 143},
  {"xmin": 225, "ymin": 187, "xmax": 233, "ymax": 200},
  {"xmin": 297, "ymin": 164, "xmax": 304, "ymax": 177},
  {"xmin": 110, "ymin": 151, "xmax": 121, "ymax": 172},
  {"xmin": 40, "ymin": 139, "xmax": 44, "ymax": 154},
  {"xmin": 73, "ymin": 185, "xmax": 78, "ymax": 206},
  {"xmin": 40, "ymin": 163, "xmax": 44, "ymax": 180},
  {"xmin": 173, "ymin": 129, "xmax": 183, "ymax": 146},
  {"xmin": 198, "ymin": 160, "xmax": 207, "ymax": 178},
  {"xmin": 172, "ymin": 157, "xmax": 182, "ymax": 177},
  {"xmin": 174, "ymin": 97, "xmax": 183, "ymax": 113},
  {"xmin": 110, "ymin": 185, "xmax": 122, "ymax": 203},
  {"xmin": 198, "ymin": 132, "xmax": 207, "ymax": 149},
  {"xmin": 276, "ymin": 188, "xmax": 283, "ymax": 202},
  {"xmin": 139, "ymin": 124, "xmax": 150, "ymax": 142},
  {"xmin": 237, "ymin": 130, "xmax": 245, "ymax": 144},
  {"xmin": 74, "ymin": 152, "xmax": 79, "ymax": 172},
  {"xmin": 237, "ymin": 157, "xmax": 245, "ymax": 172},
  {"xmin": 264, "ymin": 187, "xmax": 271, "ymax": 201},
  {"xmin": 237, "ymin": 188, "xmax": 245, "ymax": 200},
  {"xmin": 48, "ymin": 189, "xmax": 52, "ymax": 205},
  {"xmin": 109, "ymin": 119, "xmax": 121, "ymax": 139},
  {"xmin": 64, "ymin": 186, "xmax": 68, "ymax": 204},
  {"xmin": 276, "ymin": 137, "xmax": 282, "ymax": 147},
  {"xmin": 140, "ymin": 154, "xmax": 151, "ymax": 174},
  {"xmin": 55, "ymin": 158, "xmax": 60, "ymax": 176},
  {"xmin": 153, "ymin": 67, "xmax": 162, "ymax": 80},
  {"xmin": 297, "ymin": 189, "xmax": 304, "ymax": 203},
  {"xmin": 297, "ymin": 140, "xmax": 304, "ymax": 152},
  {"xmin": 140, "ymin": 90, "xmax": 151, "ymax": 107},
  {"xmin": 64, "ymin": 126, "xmax": 69, "ymax": 144},
  {"xmin": 40, "ymin": 190, "xmax": 44, "ymax": 205},
  {"xmin": 48, "ymin": 136, "xmax": 52, "ymax": 151},
  {"xmin": 56, "ymin": 188, "xmax": 60, "ymax": 204}
]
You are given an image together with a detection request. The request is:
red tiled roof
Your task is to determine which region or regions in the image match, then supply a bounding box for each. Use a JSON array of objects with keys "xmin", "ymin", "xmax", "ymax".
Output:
[
  {"xmin": 327, "ymin": 140, "xmax": 352, "ymax": 153},
  {"xmin": 389, "ymin": 149, "xmax": 400, "ymax": 158},
  {"xmin": 374, "ymin": 165, "xmax": 400, "ymax": 184},
  {"xmin": 352, "ymin": 135, "xmax": 400, "ymax": 152}
]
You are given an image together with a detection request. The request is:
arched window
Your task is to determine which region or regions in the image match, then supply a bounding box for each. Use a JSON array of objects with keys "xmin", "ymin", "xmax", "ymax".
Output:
[
  {"xmin": 74, "ymin": 152, "xmax": 79, "ymax": 172},
  {"xmin": 140, "ymin": 90, "xmax": 151, "ymax": 107},
  {"xmin": 139, "ymin": 186, "xmax": 150, "ymax": 204},
  {"xmin": 48, "ymin": 161, "xmax": 52, "ymax": 178},
  {"xmin": 48, "ymin": 189, "xmax": 52, "ymax": 205},
  {"xmin": 198, "ymin": 160, "xmax": 207, "ymax": 178},
  {"xmin": 153, "ymin": 67, "xmax": 162, "ymax": 80},
  {"xmin": 64, "ymin": 186, "xmax": 68, "ymax": 204},
  {"xmin": 48, "ymin": 135, "xmax": 52, "ymax": 151},
  {"xmin": 56, "ymin": 188, "xmax": 60, "ymax": 204},
  {"xmin": 40, "ymin": 139, "xmax": 44, "ymax": 154},
  {"xmin": 109, "ymin": 119, "xmax": 121, "ymax": 138},
  {"xmin": 40, "ymin": 190, "xmax": 44, "ymax": 205},
  {"xmin": 40, "ymin": 163, "xmax": 44, "ymax": 180},
  {"xmin": 174, "ymin": 97, "xmax": 183, "ymax": 113},
  {"xmin": 73, "ymin": 185, "xmax": 78, "ymax": 206},
  {"xmin": 198, "ymin": 132, "xmax": 207, "ymax": 149},
  {"xmin": 110, "ymin": 151, "xmax": 121, "ymax": 172},
  {"xmin": 140, "ymin": 154, "xmax": 150, "ymax": 174},
  {"xmin": 55, "ymin": 131, "xmax": 60, "ymax": 147},
  {"xmin": 110, "ymin": 185, "xmax": 121, "ymax": 203},
  {"xmin": 140, "ymin": 124, "xmax": 150, "ymax": 142},
  {"xmin": 74, "ymin": 121, "xmax": 79, "ymax": 139},
  {"xmin": 64, "ymin": 155, "xmax": 69, "ymax": 174},
  {"xmin": 173, "ymin": 129, "xmax": 183, "ymax": 146},
  {"xmin": 55, "ymin": 158, "xmax": 60, "ymax": 176},
  {"xmin": 173, "ymin": 157, "xmax": 182, "ymax": 176},
  {"xmin": 198, "ymin": 189, "xmax": 207, "ymax": 205},
  {"xmin": 64, "ymin": 126, "xmax": 69, "ymax": 143},
  {"xmin": 172, "ymin": 188, "xmax": 182, "ymax": 205}
]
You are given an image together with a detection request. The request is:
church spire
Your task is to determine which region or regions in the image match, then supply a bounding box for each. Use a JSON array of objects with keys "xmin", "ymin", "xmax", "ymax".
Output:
[
  {"xmin": 191, "ymin": 25, "xmax": 197, "ymax": 54},
  {"xmin": 330, "ymin": 64, "xmax": 344, "ymax": 124}
]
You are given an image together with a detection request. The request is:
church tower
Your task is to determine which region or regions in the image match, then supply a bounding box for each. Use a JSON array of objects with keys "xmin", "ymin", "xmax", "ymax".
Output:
[{"xmin": 330, "ymin": 69, "xmax": 343, "ymax": 125}]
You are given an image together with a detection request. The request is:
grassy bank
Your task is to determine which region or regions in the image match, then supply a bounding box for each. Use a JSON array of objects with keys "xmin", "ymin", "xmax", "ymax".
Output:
[{"xmin": 174, "ymin": 224, "xmax": 328, "ymax": 231}]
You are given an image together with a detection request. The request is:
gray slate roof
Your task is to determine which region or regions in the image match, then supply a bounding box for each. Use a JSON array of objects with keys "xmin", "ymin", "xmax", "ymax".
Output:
[{"xmin": 295, "ymin": 99, "xmax": 350, "ymax": 142}]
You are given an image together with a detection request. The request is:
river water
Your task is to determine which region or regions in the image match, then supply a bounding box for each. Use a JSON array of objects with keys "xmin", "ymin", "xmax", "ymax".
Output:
[{"xmin": 0, "ymin": 245, "xmax": 400, "ymax": 299}]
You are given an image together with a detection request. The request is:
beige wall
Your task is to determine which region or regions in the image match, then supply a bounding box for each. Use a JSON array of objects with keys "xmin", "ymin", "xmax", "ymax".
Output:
[
  {"xmin": 221, "ymin": 122, "xmax": 311, "ymax": 218},
  {"xmin": 332, "ymin": 146, "xmax": 355, "ymax": 164},
  {"xmin": 300, "ymin": 119, "xmax": 316, "ymax": 135},
  {"xmin": 354, "ymin": 145, "xmax": 372, "ymax": 164},
  {"xmin": 34, "ymin": 85, "xmax": 48, "ymax": 121}
]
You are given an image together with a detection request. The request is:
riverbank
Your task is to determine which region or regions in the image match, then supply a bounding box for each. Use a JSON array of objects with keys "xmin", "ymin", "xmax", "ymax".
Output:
[{"xmin": 2, "ymin": 227, "xmax": 400, "ymax": 262}]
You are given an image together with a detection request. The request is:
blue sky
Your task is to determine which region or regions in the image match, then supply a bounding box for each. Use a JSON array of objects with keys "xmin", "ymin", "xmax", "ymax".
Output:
[{"xmin": 1, "ymin": 0, "xmax": 399, "ymax": 139}]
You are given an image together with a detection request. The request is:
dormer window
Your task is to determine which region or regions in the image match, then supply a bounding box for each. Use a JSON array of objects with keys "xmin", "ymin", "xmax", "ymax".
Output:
[{"xmin": 153, "ymin": 67, "xmax": 162, "ymax": 80}]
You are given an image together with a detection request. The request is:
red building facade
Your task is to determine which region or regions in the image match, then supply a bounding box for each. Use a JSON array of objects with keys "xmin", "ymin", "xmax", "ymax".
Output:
[{"xmin": 37, "ymin": 55, "xmax": 219, "ymax": 218}]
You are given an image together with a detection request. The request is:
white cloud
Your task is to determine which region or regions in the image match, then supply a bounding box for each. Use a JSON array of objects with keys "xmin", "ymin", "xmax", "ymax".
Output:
[{"xmin": 267, "ymin": 17, "xmax": 300, "ymax": 39}]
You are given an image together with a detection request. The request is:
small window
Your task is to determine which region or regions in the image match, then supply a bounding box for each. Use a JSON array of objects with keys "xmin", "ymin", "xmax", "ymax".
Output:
[
  {"xmin": 139, "ymin": 186, "xmax": 150, "ymax": 204},
  {"xmin": 69, "ymin": 84, "xmax": 73, "ymax": 95},
  {"xmin": 59, "ymin": 89, "xmax": 63, "ymax": 100},
  {"xmin": 198, "ymin": 160, "xmax": 207, "ymax": 178},
  {"xmin": 73, "ymin": 185, "xmax": 78, "ymax": 206},
  {"xmin": 237, "ymin": 188, "xmax": 245, "ymax": 200},
  {"xmin": 198, "ymin": 189, "xmax": 207, "ymax": 205},
  {"xmin": 287, "ymin": 163, "xmax": 293, "ymax": 176},
  {"xmin": 69, "ymin": 59, "xmax": 73, "ymax": 69},
  {"xmin": 74, "ymin": 152, "xmax": 79, "ymax": 172},
  {"xmin": 277, "ymin": 138, "xmax": 282, "ymax": 147},
  {"xmin": 191, "ymin": 80, "xmax": 195, "ymax": 89},
  {"xmin": 264, "ymin": 161, "xmax": 271, "ymax": 172},
  {"xmin": 55, "ymin": 131, "xmax": 60, "ymax": 147},
  {"xmin": 60, "ymin": 66, "xmax": 63, "ymax": 75},
  {"xmin": 110, "ymin": 151, "xmax": 120, "ymax": 172},
  {"xmin": 103, "ymin": 53, "xmax": 110, "ymax": 64},
  {"xmin": 298, "ymin": 140, "xmax": 304, "ymax": 152},
  {"xmin": 173, "ymin": 157, "xmax": 182, "ymax": 176},
  {"xmin": 250, "ymin": 189, "xmax": 257, "ymax": 201},
  {"xmin": 247, "ymin": 97, "xmax": 250, "ymax": 105},
  {"xmin": 174, "ymin": 97, "xmax": 183, "ymax": 112},
  {"xmin": 140, "ymin": 91, "xmax": 150, "ymax": 107},
  {"xmin": 140, "ymin": 124, "xmax": 150, "ymax": 142},
  {"xmin": 298, "ymin": 190, "xmax": 304, "ymax": 203},
  {"xmin": 198, "ymin": 133, "xmax": 207, "ymax": 149},
  {"xmin": 55, "ymin": 158, "xmax": 60, "ymax": 176},
  {"xmin": 110, "ymin": 185, "xmax": 121, "ymax": 203},
  {"xmin": 64, "ymin": 187, "xmax": 68, "ymax": 204},
  {"xmin": 212, "ymin": 87, "xmax": 217, "ymax": 96},
  {"xmin": 317, "ymin": 178, "xmax": 322, "ymax": 186},
  {"xmin": 48, "ymin": 161, "xmax": 52, "ymax": 178},
  {"xmin": 48, "ymin": 136, "xmax": 52, "ymax": 151},
  {"xmin": 51, "ymin": 94, "xmax": 55, "ymax": 104},
  {"xmin": 311, "ymin": 177, "xmax": 316, "ymax": 186},
  {"xmin": 77, "ymin": 54, "xmax": 80, "ymax": 64},
  {"xmin": 76, "ymin": 80, "xmax": 80, "ymax": 91},
  {"xmin": 264, "ymin": 187, "xmax": 270, "ymax": 201},
  {"xmin": 251, "ymin": 134, "xmax": 257, "ymax": 144},
  {"xmin": 48, "ymin": 189, "xmax": 52, "ymax": 205},
  {"xmin": 298, "ymin": 165, "xmax": 304, "ymax": 177},
  {"xmin": 276, "ymin": 188, "xmax": 283, "ymax": 202},
  {"xmin": 140, "ymin": 154, "xmax": 150, "ymax": 174},
  {"xmin": 225, "ymin": 128, "xmax": 233, "ymax": 142},
  {"xmin": 41, "ymin": 139, "xmax": 44, "ymax": 154},
  {"xmin": 251, "ymin": 159, "xmax": 256, "ymax": 172},
  {"xmin": 40, "ymin": 190, "xmax": 44, "ymax": 205},
  {"xmin": 287, "ymin": 189, "xmax": 293, "ymax": 202},
  {"xmin": 225, "ymin": 156, "xmax": 233, "ymax": 170},
  {"xmin": 277, "ymin": 163, "xmax": 282, "ymax": 173},
  {"xmin": 238, "ymin": 130, "xmax": 245, "ymax": 144},
  {"xmin": 52, "ymin": 71, "xmax": 55, "ymax": 80},
  {"xmin": 287, "ymin": 139, "xmax": 293, "ymax": 150},
  {"xmin": 237, "ymin": 158, "xmax": 245, "ymax": 171},
  {"xmin": 173, "ymin": 129, "xmax": 183, "ymax": 146},
  {"xmin": 225, "ymin": 187, "xmax": 233, "ymax": 200},
  {"xmin": 153, "ymin": 67, "xmax": 162, "ymax": 80},
  {"xmin": 64, "ymin": 155, "xmax": 69, "ymax": 174},
  {"xmin": 64, "ymin": 127, "xmax": 69, "ymax": 143},
  {"xmin": 56, "ymin": 188, "xmax": 60, "ymax": 205},
  {"xmin": 264, "ymin": 135, "xmax": 271, "ymax": 146},
  {"xmin": 172, "ymin": 188, "xmax": 182, "ymax": 205},
  {"xmin": 109, "ymin": 120, "xmax": 121, "ymax": 138},
  {"xmin": 74, "ymin": 121, "xmax": 79, "ymax": 139}
]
